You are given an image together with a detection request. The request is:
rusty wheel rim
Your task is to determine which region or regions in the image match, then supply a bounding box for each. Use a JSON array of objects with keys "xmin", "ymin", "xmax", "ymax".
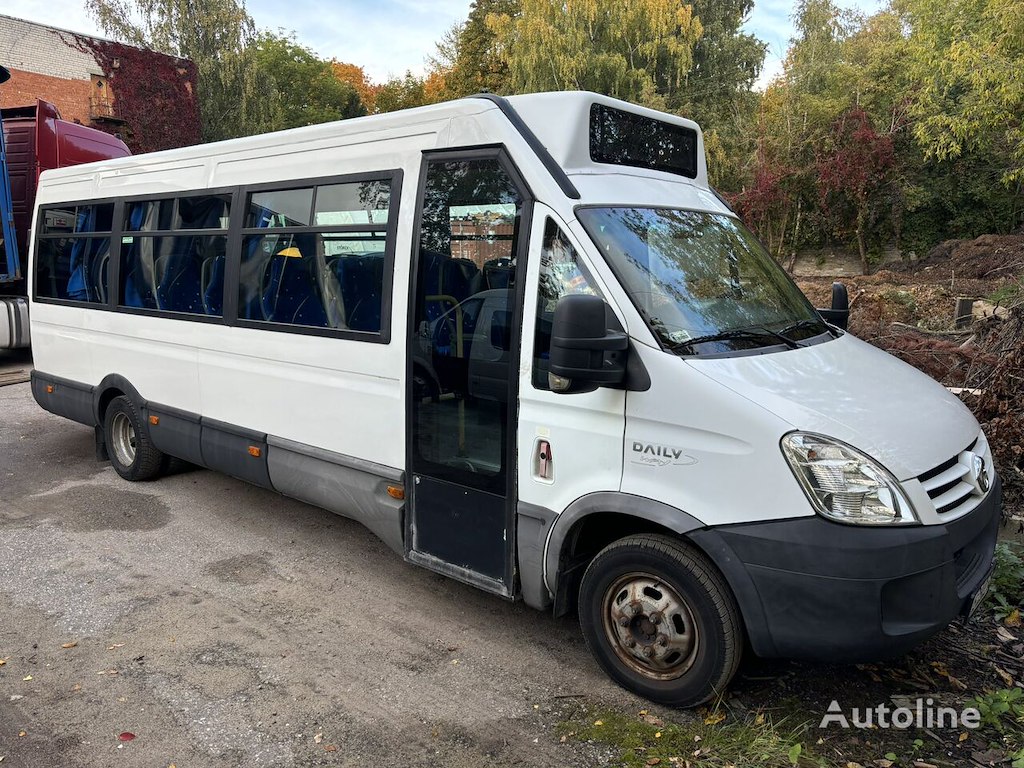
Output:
[{"xmin": 601, "ymin": 572, "xmax": 699, "ymax": 681}]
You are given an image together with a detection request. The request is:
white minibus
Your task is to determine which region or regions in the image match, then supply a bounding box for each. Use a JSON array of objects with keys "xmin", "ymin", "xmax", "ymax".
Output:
[{"xmin": 28, "ymin": 92, "xmax": 1000, "ymax": 706}]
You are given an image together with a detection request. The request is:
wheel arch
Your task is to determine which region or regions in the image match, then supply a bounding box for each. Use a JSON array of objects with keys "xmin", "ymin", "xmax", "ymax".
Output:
[
  {"xmin": 93, "ymin": 374, "xmax": 146, "ymax": 427},
  {"xmin": 544, "ymin": 492, "xmax": 705, "ymax": 617}
]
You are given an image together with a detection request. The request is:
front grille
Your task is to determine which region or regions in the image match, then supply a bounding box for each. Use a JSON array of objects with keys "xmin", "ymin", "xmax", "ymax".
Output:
[{"xmin": 917, "ymin": 438, "xmax": 985, "ymax": 518}]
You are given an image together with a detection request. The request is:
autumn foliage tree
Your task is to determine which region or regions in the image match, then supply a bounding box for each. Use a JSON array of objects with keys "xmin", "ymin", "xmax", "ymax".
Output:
[
  {"xmin": 332, "ymin": 62, "xmax": 377, "ymax": 113},
  {"xmin": 815, "ymin": 108, "xmax": 896, "ymax": 273}
]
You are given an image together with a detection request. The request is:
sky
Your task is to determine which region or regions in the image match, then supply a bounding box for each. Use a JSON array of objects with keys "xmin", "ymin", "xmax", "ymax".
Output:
[{"xmin": 2, "ymin": 0, "xmax": 885, "ymax": 86}]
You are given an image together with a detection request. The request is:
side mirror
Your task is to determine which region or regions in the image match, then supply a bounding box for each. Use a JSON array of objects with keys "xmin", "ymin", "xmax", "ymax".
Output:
[
  {"xmin": 549, "ymin": 294, "xmax": 628, "ymax": 393},
  {"xmin": 817, "ymin": 281, "xmax": 849, "ymax": 330},
  {"xmin": 0, "ymin": 66, "xmax": 9, "ymax": 85}
]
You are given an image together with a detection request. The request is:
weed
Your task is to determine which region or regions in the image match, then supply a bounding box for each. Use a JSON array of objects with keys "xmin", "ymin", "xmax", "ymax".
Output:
[
  {"xmin": 988, "ymin": 542, "xmax": 1024, "ymax": 617},
  {"xmin": 879, "ymin": 288, "xmax": 918, "ymax": 312},
  {"xmin": 989, "ymin": 281, "xmax": 1023, "ymax": 308},
  {"xmin": 969, "ymin": 687, "xmax": 1024, "ymax": 732},
  {"xmin": 559, "ymin": 705, "xmax": 829, "ymax": 768}
]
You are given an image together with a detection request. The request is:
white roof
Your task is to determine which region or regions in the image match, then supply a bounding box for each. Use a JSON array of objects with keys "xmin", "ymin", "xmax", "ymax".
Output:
[{"xmin": 36, "ymin": 91, "xmax": 722, "ymax": 216}]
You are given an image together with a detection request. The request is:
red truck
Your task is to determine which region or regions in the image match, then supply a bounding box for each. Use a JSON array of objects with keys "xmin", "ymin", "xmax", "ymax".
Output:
[{"xmin": 1, "ymin": 65, "xmax": 131, "ymax": 348}]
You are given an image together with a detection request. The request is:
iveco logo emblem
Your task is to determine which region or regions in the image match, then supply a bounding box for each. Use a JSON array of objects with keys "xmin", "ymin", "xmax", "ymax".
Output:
[{"xmin": 972, "ymin": 454, "xmax": 990, "ymax": 493}]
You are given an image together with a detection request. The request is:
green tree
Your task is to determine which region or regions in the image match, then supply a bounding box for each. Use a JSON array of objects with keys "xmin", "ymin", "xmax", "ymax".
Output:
[
  {"xmin": 85, "ymin": 0, "xmax": 281, "ymax": 141},
  {"xmin": 673, "ymin": 0, "xmax": 765, "ymax": 191},
  {"xmin": 901, "ymin": 0, "xmax": 1024, "ymax": 225},
  {"xmin": 488, "ymin": 0, "xmax": 703, "ymax": 109},
  {"xmin": 431, "ymin": 0, "xmax": 520, "ymax": 98},
  {"xmin": 374, "ymin": 71, "xmax": 447, "ymax": 114},
  {"xmin": 252, "ymin": 32, "xmax": 365, "ymax": 129}
]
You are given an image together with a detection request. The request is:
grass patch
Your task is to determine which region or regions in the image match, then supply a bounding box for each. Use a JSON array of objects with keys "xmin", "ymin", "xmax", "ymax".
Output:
[
  {"xmin": 988, "ymin": 542, "xmax": 1024, "ymax": 622},
  {"xmin": 559, "ymin": 704, "xmax": 831, "ymax": 767}
]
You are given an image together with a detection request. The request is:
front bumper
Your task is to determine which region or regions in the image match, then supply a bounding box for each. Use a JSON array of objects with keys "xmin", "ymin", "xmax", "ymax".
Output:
[{"xmin": 690, "ymin": 476, "xmax": 1001, "ymax": 662}]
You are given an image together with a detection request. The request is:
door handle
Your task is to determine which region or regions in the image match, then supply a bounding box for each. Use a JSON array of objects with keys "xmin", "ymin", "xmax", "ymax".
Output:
[{"xmin": 534, "ymin": 439, "xmax": 553, "ymax": 482}]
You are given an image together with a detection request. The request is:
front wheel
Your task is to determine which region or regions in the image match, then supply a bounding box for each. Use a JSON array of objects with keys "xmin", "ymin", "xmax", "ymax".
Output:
[
  {"xmin": 104, "ymin": 395, "xmax": 165, "ymax": 481},
  {"xmin": 578, "ymin": 534, "xmax": 742, "ymax": 707}
]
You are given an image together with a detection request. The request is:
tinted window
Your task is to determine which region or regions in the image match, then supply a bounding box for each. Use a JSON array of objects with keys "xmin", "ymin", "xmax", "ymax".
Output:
[
  {"xmin": 533, "ymin": 219, "xmax": 598, "ymax": 389},
  {"xmin": 239, "ymin": 179, "xmax": 392, "ymax": 333},
  {"xmin": 120, "ymin": 234, "xmax": 227, "ymax": 315},
  {"xmin": 315, "ymin": 181, "xmax": 390, "ymax": 225},
  {"xmin": 411, "ymin": 157, "xmax": 522, "ymax": 489},
  {"xmin": 35, "ymin": 203, "xmax": 115, "ymax": 303},
  {"xmin": 40, "ymin": 203, "xmax": 114, "ymax": 235},
  {"xmin": 119, "ymin": 193, "xmax": 232, "ymax": 316},
  {"xmin": 247, "ymin": 188, "xmax": 313, "ymax": 227},
  {"xmin": 35, "ymin": 237, "xmax": 112, "ymax": 302},
  {"xmin": 590, "ymin": 103, "xmax": 698, "ymax": 179},
  {"xmin": 127, "ymin": 195, "xmax": 230, "ymax": 232}
]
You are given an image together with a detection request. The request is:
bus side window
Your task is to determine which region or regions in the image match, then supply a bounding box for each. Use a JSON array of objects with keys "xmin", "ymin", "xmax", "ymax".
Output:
[
  {"xmin": 35, "ymin": 203, "xmax": 114, "ymax": 304},
  {"xmin": 532, "ymin": 218, "xmax": 598, "ymax": 390},
  {"xmin": 238, "ymin": 180, "xmax": 391, "ymax": 333},
  {"xmin": 120, "ymin": 195, "xmax": 229, "ymax": 316}
]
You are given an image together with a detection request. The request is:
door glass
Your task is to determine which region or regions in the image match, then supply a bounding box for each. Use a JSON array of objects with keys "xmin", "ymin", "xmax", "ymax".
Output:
[
  {"xmin": 533, "ymin": 218, "xmax": 599, "ymax": 389},
  {"xmin": 411, "ymin": 157, "xmax": 523, "ymax": 493}
]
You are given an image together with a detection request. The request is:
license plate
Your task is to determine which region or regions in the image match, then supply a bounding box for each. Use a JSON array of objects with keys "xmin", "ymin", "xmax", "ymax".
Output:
[{"xmin": 967, "ymin": 569, "xmax": 994, "ymax": 620}]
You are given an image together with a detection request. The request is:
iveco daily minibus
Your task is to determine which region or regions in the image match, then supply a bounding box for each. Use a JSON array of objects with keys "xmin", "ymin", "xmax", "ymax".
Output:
[{"xmin": 28, "ymin": 92, "xmax": 1001, "ymax": 706}]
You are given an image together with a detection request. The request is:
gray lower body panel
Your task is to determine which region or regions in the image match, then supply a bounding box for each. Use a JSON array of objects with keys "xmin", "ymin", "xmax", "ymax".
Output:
[
  {"xmin": 517, "ymin": 502, "xmax": 556, "ymax": 610},
  {"xmin": 267, "ymin": 436, "xmax": 405, "ymax": 556}
]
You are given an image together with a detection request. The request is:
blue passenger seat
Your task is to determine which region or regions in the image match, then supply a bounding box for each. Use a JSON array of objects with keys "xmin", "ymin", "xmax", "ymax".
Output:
[
  {"xmin": 202, "ymin": 254, "xmax": 225, "ymax": 315},
  {"xmin": 156, "ymin": 237, "xmax": 205, "ymax": 313},
  {"xmin": 335, "ymin": 254, "xmax": 384, "ymax": 332},
  {"xmin": 261, "ymin": 236, "xmax": 328, "ymax": 326}
]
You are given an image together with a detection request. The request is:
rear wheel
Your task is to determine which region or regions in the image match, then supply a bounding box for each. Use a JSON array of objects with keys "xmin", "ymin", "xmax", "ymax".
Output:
[
  {"xmin": 104, "ymin": 395, "xmax": 165, "ymax": 481},
  {"xmin": 578, "ymin": 533, "xmax": 742, "ymax": 707}
]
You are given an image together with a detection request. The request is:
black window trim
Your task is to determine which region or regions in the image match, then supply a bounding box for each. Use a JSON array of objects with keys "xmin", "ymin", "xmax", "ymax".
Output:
[{"xmin": 31, "ymin": 169, "xmax": 404, "ymax": 345}]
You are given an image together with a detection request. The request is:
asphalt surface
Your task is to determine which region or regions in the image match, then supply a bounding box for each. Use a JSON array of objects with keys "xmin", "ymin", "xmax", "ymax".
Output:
[{"xmin": 0, "ymin": 380, "xmax": 638, "ymax": 767}]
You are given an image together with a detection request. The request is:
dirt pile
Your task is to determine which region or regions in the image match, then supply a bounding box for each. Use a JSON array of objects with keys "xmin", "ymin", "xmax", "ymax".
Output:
[{"xmin": 900, "ymin": 234, "xmax": 1024, "ymax": 281}]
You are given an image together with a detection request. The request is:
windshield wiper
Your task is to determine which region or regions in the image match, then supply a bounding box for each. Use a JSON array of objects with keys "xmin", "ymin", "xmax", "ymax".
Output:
[
  {"xmin": 669, "ymin": 326, "xmax": 802, "ymax": 354},
  {"xmin": 779, "ymin": 318, "xmax": 834, "ymax": 338}
]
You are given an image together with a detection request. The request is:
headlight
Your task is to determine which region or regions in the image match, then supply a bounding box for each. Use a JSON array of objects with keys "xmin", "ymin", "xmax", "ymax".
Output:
[{"xmin": 781, "ymin": 433, "xmax": 917, "ymax": 525}]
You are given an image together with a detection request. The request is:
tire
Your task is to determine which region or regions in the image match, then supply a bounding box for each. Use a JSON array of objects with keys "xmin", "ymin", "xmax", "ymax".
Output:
[
  {"xmin": 103, "ymin": 395, "xmax": 165, "ymax": 481},
  {"xmin": 578, "ymin": 533, "xmax": 743, "ymax": 708},
  {"xmin": 161, "ymin": 455, "xmax": 192, "ymax": 475}
]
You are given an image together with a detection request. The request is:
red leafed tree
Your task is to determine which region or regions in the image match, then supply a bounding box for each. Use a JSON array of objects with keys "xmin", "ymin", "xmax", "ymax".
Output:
[
  {"xmin": 816, "ymin": 107, "xmax": 896, "ymax": 273},
  {"xmin": 75, "ymin": 36, "xmax": 202, "ymax": 154},
  {"xmin": 733, "ymin": 163, "xmax": 784, "ymax": 232}
]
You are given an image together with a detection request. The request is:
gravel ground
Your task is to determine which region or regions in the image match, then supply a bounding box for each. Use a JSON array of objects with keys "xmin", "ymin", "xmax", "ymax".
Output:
[{"xmin": 0, "ymin": 381, "xmax": 638, "ymax": 767}]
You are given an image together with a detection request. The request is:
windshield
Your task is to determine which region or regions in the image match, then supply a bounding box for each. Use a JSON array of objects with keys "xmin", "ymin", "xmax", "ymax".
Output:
[{"xmin": 577, "ymin": 207, "xmax": 830, "ymax": 355}]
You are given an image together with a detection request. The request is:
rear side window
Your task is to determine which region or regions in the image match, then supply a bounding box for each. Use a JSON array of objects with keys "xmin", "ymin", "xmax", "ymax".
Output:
[
  {"xmin": 120, "ymin": 194, "xmax": 230, "ymax": 316},
  {"xmin": 35, "ymin": 203, "xmax": 115, "ymax": 303},
  {"xmin": 238, "ymin": 178, "xmax": 391, "ymax": 333}
]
